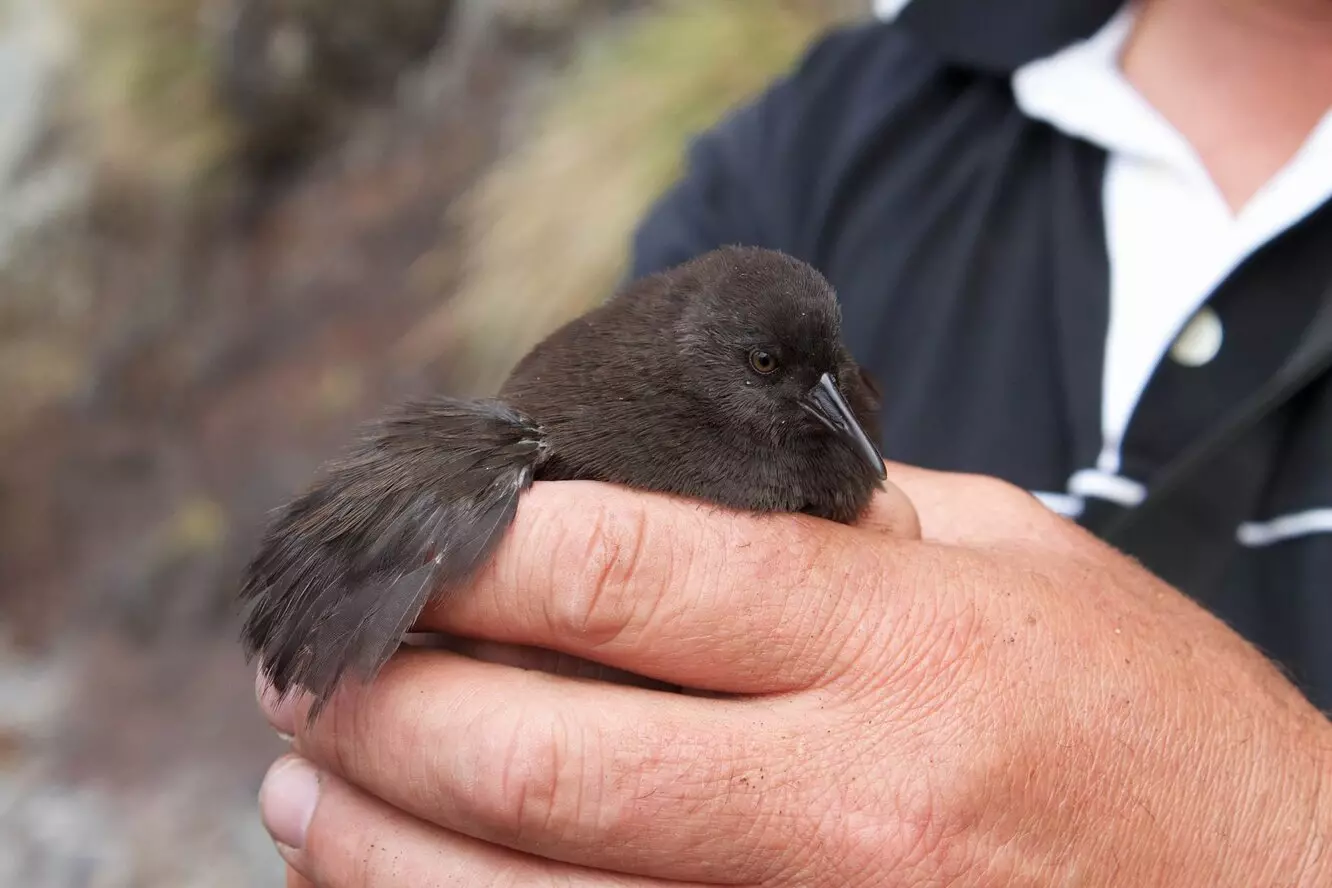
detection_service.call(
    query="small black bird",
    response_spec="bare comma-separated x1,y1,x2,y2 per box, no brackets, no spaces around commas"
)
240,246,886,718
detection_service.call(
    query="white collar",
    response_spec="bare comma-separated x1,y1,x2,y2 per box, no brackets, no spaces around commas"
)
872,0,913,17
1010,5,1196,168
874,2,1180,166
1009,2,1332,226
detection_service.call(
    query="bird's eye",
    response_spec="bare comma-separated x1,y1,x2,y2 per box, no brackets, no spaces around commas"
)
748,349,778,375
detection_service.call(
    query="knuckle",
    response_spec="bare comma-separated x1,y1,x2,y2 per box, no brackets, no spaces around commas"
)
546,494,655,647
886,775,984,879
466,704,600,845
807,744,986,884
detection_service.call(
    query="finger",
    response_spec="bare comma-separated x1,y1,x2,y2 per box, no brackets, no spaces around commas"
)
263,755,699,888
282,647,805,885
855,475,922,539
879,460,1085,552
417,480,912,693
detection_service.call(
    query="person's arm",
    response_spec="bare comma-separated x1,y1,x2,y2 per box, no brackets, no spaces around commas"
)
257,467,1332,886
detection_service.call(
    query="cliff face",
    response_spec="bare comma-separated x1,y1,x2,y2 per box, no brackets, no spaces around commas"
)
0,2,864,884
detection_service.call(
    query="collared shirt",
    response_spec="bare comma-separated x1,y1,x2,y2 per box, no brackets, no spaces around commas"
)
893,1,1332,524
627,4,1332,709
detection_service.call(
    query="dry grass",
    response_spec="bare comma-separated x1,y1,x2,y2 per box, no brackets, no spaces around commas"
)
0,1,236,440
401,0,869,393
0,256,89,441
0,0,229,439
58,0,236,202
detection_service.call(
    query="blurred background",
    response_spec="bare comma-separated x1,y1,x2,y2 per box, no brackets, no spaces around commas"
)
0,0,870,884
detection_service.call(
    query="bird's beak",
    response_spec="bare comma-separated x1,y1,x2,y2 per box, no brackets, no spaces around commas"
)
800,373,887,481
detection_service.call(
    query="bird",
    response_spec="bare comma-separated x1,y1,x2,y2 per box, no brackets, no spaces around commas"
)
239,245,887,721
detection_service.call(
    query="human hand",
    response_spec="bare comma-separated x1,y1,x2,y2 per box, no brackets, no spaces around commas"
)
256,464,1332,886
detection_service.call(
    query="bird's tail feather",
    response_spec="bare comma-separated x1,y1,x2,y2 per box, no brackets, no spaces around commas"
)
239,397,545,722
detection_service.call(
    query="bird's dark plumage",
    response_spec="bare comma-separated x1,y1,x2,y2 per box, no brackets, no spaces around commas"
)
240,246,886,719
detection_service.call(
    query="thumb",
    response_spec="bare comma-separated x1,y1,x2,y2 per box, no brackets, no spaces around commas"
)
878,460,1085,551
854,470,923,540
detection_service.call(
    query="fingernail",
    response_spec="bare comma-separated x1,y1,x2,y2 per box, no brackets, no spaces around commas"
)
256,669,298,736
260,756,320,850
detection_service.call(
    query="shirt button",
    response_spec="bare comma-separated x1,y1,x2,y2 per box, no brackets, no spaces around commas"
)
1170,306,1224,367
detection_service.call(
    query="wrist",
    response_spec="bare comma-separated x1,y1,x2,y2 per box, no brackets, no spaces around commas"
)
1213,694,1332,887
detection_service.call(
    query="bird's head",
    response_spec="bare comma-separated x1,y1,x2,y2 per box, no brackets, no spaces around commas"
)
666,246,886,482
